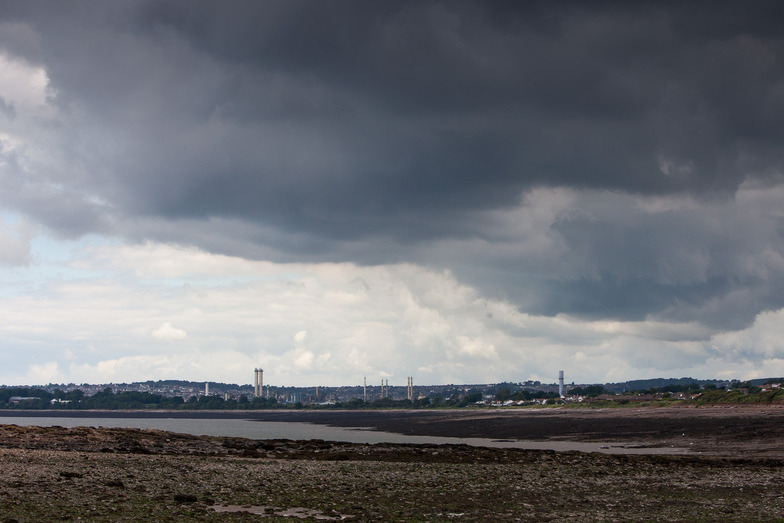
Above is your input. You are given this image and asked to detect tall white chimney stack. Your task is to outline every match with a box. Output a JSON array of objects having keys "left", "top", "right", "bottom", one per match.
[{"left": 558, "top": 370, "right": 565, "bottom": 398}]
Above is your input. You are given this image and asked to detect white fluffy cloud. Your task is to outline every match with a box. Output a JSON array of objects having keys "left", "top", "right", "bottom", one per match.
[
  {"left": 1, "top": 240, "right": 783, "bottom": 387},
  {"left": 23, "top": 361, "right": 60, "bottom": 385},
  {"left": 151, "top": 322, "right": 188, "bottom": 342},
  {"left": 0, "top": 50, "right": 49, "bottom": 109}
]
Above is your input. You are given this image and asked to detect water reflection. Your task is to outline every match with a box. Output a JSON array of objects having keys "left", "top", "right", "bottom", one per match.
[{"left": 0, "top": 416, "right": 687, "bottom": 455}]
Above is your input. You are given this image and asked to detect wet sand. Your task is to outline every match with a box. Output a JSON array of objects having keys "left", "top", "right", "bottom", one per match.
[
  {"left": 4, "top": 405, "right": 784, "bottom": 457},
  {"left": 229, "top": 405, "right": 784, "bottom": 457}
]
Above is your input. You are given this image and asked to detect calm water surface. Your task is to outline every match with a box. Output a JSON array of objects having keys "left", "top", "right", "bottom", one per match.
[{"left": 0, "top": 415, "right": 687, "bottom": 455}]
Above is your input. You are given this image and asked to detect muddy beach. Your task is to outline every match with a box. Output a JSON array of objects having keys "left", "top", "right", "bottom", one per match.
[
  {"left": 225, "top": 405, "right": 784, "bottom": 458},
  {"left": 6, "top": 404, "right": 783, "bottom": 457},
  {"left": 0, "top": 406, "right": 783, "bottom": 521}
]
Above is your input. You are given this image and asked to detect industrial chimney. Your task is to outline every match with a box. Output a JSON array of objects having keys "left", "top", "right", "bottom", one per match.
[
  {"left": 254, "top": 368, "right": 263, "bottom": 398},
  {"left": 558, "top": 370, "right": 565, "bottom": 398}
]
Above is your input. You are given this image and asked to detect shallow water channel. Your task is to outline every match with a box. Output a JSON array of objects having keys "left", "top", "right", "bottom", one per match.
[{"left": 0, "top": 415, "right": 687, "bottom": 455}]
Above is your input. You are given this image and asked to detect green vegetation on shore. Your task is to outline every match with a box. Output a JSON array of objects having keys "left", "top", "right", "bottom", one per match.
[{"left": 692, "top": 387, "right": 784, "bottom": 404}]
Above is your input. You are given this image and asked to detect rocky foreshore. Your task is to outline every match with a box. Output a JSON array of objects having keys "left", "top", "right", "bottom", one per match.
[{"left": 0, "top": 422, "right": 783, "bottom": 521}]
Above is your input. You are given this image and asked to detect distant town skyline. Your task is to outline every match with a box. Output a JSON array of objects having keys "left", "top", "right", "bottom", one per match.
[
  {"left": 1, "top": 2, "right": 784, "bottom": 386},
  {"left": 5, "top": 375, "right": 763, "bottom": 404}
]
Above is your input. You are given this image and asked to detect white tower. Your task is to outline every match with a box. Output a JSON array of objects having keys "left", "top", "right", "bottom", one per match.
[{"left": 558, "top": 370, "right": 565, "bottom": 398}]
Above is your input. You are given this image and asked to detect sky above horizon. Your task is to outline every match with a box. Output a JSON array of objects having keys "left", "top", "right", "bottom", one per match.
[{"left": 1, "top": 1, "right": 784, "bottom": 387}]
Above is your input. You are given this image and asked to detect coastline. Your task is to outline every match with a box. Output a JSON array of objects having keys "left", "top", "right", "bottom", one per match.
[
  {"left": 3, "top": 404, "right": 784, "bottom": 458},
  {"left": 0, "top": 422, "right": 783, "bottom": 521}
]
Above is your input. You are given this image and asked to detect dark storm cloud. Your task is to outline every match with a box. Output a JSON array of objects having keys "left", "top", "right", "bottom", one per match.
[
  {"left": 2, "top": 1, "right": 784, "bottom": 328},
  {"left": 12, "top": 1, "right": 784, "bottom": 215}
]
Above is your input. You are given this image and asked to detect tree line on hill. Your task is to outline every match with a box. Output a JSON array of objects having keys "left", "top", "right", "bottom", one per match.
[
  {"left": 0, "top": 387, "right": 491, "bottom": 410},
  {"left": 0, "top": 387, "right": 282, "bottom": 410},
  {"left": 2, "top": 378, "right": 782, "bottom": 410}
]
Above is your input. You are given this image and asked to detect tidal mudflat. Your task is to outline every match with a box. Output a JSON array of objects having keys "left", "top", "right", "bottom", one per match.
[{"left": 0, "top": 406, "right": 783, "bottom": 521}]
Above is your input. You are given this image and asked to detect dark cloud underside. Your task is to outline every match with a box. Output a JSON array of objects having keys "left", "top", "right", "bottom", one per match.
[{"left": 1, "top": 0, "right": 784, "bottom": 329}]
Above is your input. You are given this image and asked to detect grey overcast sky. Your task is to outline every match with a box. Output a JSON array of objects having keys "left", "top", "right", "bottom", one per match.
[{"left": 1, "top": 1, "right": 783, "bottom": 386}]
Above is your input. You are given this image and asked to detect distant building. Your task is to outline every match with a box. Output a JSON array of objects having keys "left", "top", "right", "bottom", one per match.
[{"left": 8, "top": 396, "right": 40, "bottom": 403}]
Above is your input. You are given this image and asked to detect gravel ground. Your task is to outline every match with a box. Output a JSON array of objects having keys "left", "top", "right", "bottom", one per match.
[{"left": 0, "top": 424, "right": 783, "bottom": 521}]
